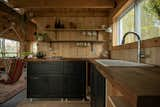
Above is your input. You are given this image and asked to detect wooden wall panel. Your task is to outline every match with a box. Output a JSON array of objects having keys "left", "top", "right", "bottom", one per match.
[
  {"left": 37, "top": 42, "right": 105, "bottom": 58},
  {"left": 35, "top": 17, "right": 109, "bottom": 58},
  {"left": 111, "top": 47, "right": 160, "bottom": 66},
  {"left": 26, "top": 21, "right": 37, "bottom": 41}
]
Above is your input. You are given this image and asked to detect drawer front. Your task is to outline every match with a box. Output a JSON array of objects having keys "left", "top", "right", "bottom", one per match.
[
  {"left": 63, "top": 61, "right": 85, "bottom": 75},
  {"left": 27, "top": 62, "right": 63, "bottom": 74}
]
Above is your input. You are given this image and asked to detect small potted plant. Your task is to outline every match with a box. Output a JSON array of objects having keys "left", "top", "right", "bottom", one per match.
[
  {"left": 34, "top": 32, "right": 48, "bottom": 41},
  {"left": 21, "top": 51, "right": 33, "bottom": 59},
  {"left": 36, "top": 51, "right": 46, "bottom": 59}
]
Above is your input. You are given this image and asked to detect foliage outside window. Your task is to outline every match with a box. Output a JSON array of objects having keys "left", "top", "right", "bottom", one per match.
[
  {"left": 141, "top": 0, "right": 160, "bottom": 40},
  {"left": 0, "top": 38, "right": 20, "bottom": 58},
  {"left": 144, "top": 0, "right": 160, "bottom": 19},
  {"left": 115, "top": 0, "right": 160, "bottom": 46}
]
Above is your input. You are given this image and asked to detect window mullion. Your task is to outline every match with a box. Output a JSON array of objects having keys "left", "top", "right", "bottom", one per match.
[
  {"left": 2, "top": 39, "right": 5, "bottom": 57},
  {"left": 134, "top": 1, "right": 141, "bottom": 38}
]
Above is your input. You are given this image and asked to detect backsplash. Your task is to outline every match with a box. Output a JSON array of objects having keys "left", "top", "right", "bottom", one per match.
[{"left": 111, "top": 47, "right": 160, "bottom": 66}]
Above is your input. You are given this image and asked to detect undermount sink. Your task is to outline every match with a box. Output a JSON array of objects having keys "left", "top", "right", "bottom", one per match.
[{"left": 95, "top": 59, "right": 153, "bottom": 67}]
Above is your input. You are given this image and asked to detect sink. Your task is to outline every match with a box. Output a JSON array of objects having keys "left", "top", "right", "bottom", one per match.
[{"left": 95, "top": 59, "right": 153, "bottom": 67}]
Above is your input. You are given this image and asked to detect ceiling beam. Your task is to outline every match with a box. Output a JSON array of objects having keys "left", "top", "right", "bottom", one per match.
[
  {"left": 0, "top": 1, "right": 20, "bottom": 17},
  {"left": 25, "top": 8, "right": 110, "bottom": 17},
  {"left": 8, "top": 0, "right": 115, "bottom": 8}
]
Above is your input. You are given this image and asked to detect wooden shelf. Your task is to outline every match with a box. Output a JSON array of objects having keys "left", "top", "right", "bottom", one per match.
[
  {"left": 108, "top": 96, "right": 132, "bottom": 107},
  {"left": 49, "top": 40, "right": 106, "bottom": 43},
  {"left": 45, "top": 28, "right": 105, "bottom": 31}
]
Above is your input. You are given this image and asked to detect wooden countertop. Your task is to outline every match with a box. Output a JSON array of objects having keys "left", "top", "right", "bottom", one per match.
[
  {"left": 24, "top": 58, "right": 101, "bottom": 62},
  {"left": 89, "top": 59, "right": 160, "bottom": 97},
  {"left": 25, "top": 58, "right": 87, "bottom": 62}
]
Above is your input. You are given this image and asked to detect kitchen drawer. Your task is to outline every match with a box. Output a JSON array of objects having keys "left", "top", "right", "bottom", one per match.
[
  {"left": 27, "top": 62, "right": 63, "bottom": 74},
  {"left": 63, "top": 61, "right": 85, "bottom": 75}
]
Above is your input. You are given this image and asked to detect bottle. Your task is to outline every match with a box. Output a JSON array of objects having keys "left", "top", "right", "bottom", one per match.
[
  {"left": 57, "top": 19, "right": 61, "bottom": 28},
  {"left": 55, "top": 19, "right": 58, "bottom": 28}
]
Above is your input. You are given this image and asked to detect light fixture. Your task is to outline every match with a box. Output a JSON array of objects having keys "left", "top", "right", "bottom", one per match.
[
  {"left": 3, "top": 0, "right": 8, "bottom": 3},
  {"left": 105, "top": 27, "right": 112, "bottom": 33},
  {"left": 13, "top": 8, "right": 25, "bottom": 15}
]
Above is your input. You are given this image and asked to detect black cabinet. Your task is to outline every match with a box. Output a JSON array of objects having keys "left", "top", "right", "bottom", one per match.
[
  {"left": 64, "top": 75, "right": 84, "bottom": 98},
  {"left": 63, "top": 61, "right": 86, "bottom": 98},
  {"left": 27, "top": 61, "right": 86, "bottom": 99},
  {"left": 48, "top": 75, "right": 63, "bottom": 98},
  {"left": 27, "top": 75, "right": 48, "bottom": 98},
  {"left": 27, "top": 62, "right": 63, "bottom": 75},
  {"left": 90, "top": 64, "right": 105, "bottom": 107}
]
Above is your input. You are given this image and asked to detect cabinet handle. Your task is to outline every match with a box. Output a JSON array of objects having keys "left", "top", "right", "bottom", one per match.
[{"left": 33, "top": 77, "right": 39, "bottom": 79}]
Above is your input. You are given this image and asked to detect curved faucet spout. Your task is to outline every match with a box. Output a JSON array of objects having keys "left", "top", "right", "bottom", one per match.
[
  {"left": 121, "top": 32, "right": 141, "bottom": 44},
  {"left": 121, "top": 32, "right": 142, "bottom": 63}
]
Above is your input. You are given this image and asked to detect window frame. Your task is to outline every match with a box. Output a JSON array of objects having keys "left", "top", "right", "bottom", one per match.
[
  {"left": 115, "top": 0, "right": 160, "bottom": 46},
  {"left": 117, "top": 4, "right": 135, "bottom": 45}
]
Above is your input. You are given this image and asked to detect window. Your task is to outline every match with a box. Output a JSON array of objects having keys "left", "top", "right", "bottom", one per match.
[
  {"left": 118, "top": 8, "right": 135, "bottom": 44},
  {"left": 0, "top": 38, "right": 20, "bottom": 58},
  {"left": 0, "top": 39, "right": 3, "bottom": 57},
  {"left": 115, "top": 0, "right": 160, "bottom": 46},
  {"left": 139, "top": 0, "right": 160, "bottom": 40}
]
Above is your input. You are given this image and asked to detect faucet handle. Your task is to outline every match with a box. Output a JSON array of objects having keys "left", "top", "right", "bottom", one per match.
[
  {"left": 121, "top": 39, "right": 125, "bottom": 45},
  {"left": 140, "top": 49, "right": 145, "bottom": 58}
]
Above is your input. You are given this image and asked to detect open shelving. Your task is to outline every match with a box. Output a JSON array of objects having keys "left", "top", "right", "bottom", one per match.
[
  {"left": 49, "top": 40, "right": 106, "bottom": 43},
  {"left": 42, "top": 28, "right": 106, "bottom": 44},
  {"left": 45, "top": 28, "right": 105, "bottom": 32}
]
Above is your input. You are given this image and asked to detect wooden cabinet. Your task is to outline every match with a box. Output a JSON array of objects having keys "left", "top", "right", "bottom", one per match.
[
  {"left": 90, "top": 64, "right": 105, "bottom": 107},
  {"left": 27, "top": 61, "right": 86, "bottom": 99}
]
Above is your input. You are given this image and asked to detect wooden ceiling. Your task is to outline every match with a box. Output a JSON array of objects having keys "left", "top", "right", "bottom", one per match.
[
  {"left": 8, "top": 0, "right": 116, "bottom": 8},
  {"left": 1, "top": 0, "right": 124, "bottom": 18}
]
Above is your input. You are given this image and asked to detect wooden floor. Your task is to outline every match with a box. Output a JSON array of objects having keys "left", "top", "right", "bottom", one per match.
[{"left": 17, "top": 100, "right": 90, "bottom": 107}]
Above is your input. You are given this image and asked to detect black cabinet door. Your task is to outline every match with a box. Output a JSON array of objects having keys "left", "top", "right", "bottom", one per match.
[
  {"left": 90, "top": 64, "right": 96, "bottom": 107},
  {"left": 27, "top": 75, "right": 48, "bottom": 98},
  {"left": 63, "top": 61, "right": 86, "bottom": 99},
  {"left": 96, "top": 71, "right": 105, "bottom": 107},
  {"left": 63, "top": 61, "right": 76, "bottom": 75},
  {"left": 48, "top": 75, "right": 63, "bottom": 98},
  {"left": 90, "top": 64, "right": 105, "bottom": 107},
  {"left": 63, "top": 75, "right": 85, "bottom": 98}
]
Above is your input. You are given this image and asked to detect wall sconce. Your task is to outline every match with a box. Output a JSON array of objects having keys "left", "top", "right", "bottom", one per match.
[
  {"left": 101, "top": 25, "right": 112, "bottom": 33},
  {"left": 105, "top": 27, "right": 112, "bottom": 33}
]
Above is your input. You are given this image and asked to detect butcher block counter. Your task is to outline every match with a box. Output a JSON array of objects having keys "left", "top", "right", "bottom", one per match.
[
  {"left": 25, "top": 58, "right": 90, "bottom": 62},
  {"left": 89, "top": 59, "right": 160, "bottom": 107}
]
